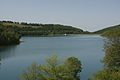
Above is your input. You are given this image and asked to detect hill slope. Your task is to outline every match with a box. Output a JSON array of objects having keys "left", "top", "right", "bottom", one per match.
[
  {"left": 94, "top": 24, "right": 120, "bottom": 34},
  {"left": 0, "top": 21, "right": 89, "bottom": 36},
  {"left": 94, "top": 24, "right": 120, "bottom": 37}
]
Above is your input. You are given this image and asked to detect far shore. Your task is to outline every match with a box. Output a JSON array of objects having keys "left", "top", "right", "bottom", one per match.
[
  {"left": 0, "top": 34, "right": 101, "bottom": 47},
  {"left": 67, "top": 34, "right": 101, "bottom": 36},
  {"left": 21, "top": 34, "right": 101, "bottom": 37}
]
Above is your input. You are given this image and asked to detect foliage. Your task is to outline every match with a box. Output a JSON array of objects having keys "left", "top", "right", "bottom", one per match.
[
  {"left": 0, "top": 21, "right": 90, "bottom": 36},
  {"left": 94, "top": 24, "right": 120, "bottom": 34},
  {"left": 0, "top": 27, "right": 21, "bottom": 45},
  {"left": 101, "top": 28, "right": 120, "bottom": 38},
  {"left": 88, "top": 69, "right": 120, "bottom": 80},
  {"left": 64, "top": 57, "right": 82, "bottom": 79},
  {"left": 22, "top": 56, "right": 82, "bottom": 80},
  {"left": 102, "top": 38, "right": 120, "bottom": 70},
  {"left": 94, "top": 24, "right": 120, "bottom": 38}
]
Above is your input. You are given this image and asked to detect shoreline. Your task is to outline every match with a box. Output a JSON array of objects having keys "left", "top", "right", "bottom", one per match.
[
  {"left": 21, "top": 34, "right": 101, "bottom": 37},
  {"left": 0, "top": 34, "right": 101, "bottom": 46}
]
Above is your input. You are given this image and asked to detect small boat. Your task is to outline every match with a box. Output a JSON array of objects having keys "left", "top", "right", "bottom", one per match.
[{"left": 64, "top": 33, "right": 67, "bottom": 36}]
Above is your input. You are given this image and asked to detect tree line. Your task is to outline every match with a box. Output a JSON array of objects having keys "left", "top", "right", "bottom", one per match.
[
  {"left": 0, "top": 21, "right": 90, "bottom": 36},
  {"left": 0, "top": 20, "right": 90, "bottom": 45},
  {"left": 0, "top": 27, "right": 21, "bottom": 45}
]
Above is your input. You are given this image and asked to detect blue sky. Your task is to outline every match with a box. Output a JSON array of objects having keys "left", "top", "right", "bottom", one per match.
[{"left": 0, "top": 0, "right": 120, "bottom": 31}]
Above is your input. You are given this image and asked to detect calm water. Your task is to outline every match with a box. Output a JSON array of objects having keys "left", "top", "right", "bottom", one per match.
[{"left": 0, "top": 35, "right": 104, "bottom": 80}]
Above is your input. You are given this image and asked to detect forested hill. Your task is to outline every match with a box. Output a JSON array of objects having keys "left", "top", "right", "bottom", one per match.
[
  {"left": 94, "top": 24, "right": 120, "bottom": 34},
  {"left": 94, "top": 24, "right": 120, "bottom": 37},
  {"left": 0, "top": 21, "right": 89, "bottom": 36}
]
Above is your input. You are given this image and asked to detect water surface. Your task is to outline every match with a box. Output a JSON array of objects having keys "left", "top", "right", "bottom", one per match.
[{"left": 0, "top": 35, "right": 104, "bottom": 80}]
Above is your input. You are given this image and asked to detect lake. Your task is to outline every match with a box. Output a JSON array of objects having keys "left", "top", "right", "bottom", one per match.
[{"left": 0, "top": 35, "right": 104, "bottom": 80}]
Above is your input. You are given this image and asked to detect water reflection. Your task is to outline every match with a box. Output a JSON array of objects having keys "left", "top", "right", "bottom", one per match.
[
  {"left": 0, "top": 45, "right": 19, "bottom": 69},
  {"left": 0, "top": 58, "right": 1, "bottom": 69},
  {"left": 0, "top": 45, "right": 18, "bottom": 60}
]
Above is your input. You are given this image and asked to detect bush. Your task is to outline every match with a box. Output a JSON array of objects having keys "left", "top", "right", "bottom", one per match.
[
  {"left": 22, "top": 56, "right": 82, "bottom": 80},
  {"left": 0, "top": 28, "right": 21, "bottom": 45}
]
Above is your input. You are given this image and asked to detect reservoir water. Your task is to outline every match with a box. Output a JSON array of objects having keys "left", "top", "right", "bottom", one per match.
[{"left": 0, "top": 35, "right": 104, "bottom": 80}]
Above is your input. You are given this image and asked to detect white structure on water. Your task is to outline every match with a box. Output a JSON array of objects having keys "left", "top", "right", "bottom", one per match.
[{"left": 64, "top": 33, "right": 67, "bottom": 36}]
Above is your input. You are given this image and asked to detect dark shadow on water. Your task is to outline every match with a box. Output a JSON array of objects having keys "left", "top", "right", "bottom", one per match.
[
  {"left": 0, "top": 58, "right": 1, "bottom": 70},
  {"left": 0, "top": 44, "right": 20, "bottom": 69},
  {"left": 0, "top": 44, "right": 19, "bottom": 60}
]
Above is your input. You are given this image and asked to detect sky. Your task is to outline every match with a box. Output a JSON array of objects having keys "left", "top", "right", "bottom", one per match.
[{"left": 0, "top": 0, "right": 120, "bottom": 31}]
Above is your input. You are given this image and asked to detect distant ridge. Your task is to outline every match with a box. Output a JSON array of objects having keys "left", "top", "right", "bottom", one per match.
[
  {"left": 94, "top": 24, "right": 120, "bottom": 37},
  {"left": 0, "top": 21, "right": 90, "bottom": 36},
  {"left": 94, "top": 24, "right": 120, "bottom": 34},
  {"left": 0, "top": 20, "right": 120, "bottom": 37}
]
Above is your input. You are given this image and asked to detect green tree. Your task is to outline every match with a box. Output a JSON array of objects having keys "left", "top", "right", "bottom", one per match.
[
  {"left": 102, "top": 38, "right": 120, "bottom": 71},
  {"left": 22, "top": 56, "right": 82, "bottom": 80},
  {"left": 64, "top": 57, "right": 82, "bottom": 80},
  {"left": 0, "top": 21, "right": 88, "bottom": 36},
  {"left": 88, "top": 69, "right": 120, "bottom": 80},
  {"left": 0, "top": 28, "right": 21, "bottom": 45}
]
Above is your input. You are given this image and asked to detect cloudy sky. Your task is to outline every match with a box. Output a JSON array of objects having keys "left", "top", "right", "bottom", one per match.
[{"left": 0, "top": 0, "right": 120, "bottom": 31}]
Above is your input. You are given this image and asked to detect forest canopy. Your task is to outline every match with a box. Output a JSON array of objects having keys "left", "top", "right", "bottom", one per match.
[
  {"left": 0, "top": 21, "right": 90, "bottom": 36},
  {"left": 0, "top": 27, "right": 21, "bottom": 45},
  {"left": 22, "top": 56, "right": 82, "bottom": 80}
]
